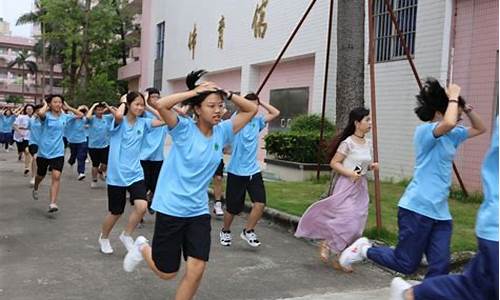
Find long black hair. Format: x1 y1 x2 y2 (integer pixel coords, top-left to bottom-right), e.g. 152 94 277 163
328 107 370 161
23 104 35 115
182 70 226 110
124 91 145 115
415 77 465 121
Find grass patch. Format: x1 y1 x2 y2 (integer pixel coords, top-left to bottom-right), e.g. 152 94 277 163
263 178 480 252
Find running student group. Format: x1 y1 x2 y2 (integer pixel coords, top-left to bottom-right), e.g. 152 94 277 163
0 70 497 300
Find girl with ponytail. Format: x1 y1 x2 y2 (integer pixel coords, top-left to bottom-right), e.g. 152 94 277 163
122 70 257 299
338 79 487 280
295 107 378 271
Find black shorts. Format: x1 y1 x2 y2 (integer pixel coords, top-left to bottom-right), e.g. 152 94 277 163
214 159 224 177
88 147 109 167
140 160 163 194
36 156 64 176
107 180 147 215
152 212 211 274
28 144 38 156
16 140 29 153
226 172 266 215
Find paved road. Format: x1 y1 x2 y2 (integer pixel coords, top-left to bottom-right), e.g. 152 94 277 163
0 151 392 299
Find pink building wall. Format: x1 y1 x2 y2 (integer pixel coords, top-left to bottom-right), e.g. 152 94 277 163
452 0 498 190
257 56 315 111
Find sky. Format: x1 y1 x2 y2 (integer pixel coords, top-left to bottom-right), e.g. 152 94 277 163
0 0 34 37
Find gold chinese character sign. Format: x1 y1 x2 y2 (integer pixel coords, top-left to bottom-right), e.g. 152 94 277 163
188 23 197 60
252 0 269 39
218 15 225 49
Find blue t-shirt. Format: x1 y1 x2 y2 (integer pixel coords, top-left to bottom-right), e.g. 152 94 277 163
399 122 469 220
65 114 88 143
476 118 498 242
0 115 16 133
28 116 42 146
87 114 113 149
227 114 266 176
140 111 168 161
106 116 153 187
38 112 72 159
151 117 234 217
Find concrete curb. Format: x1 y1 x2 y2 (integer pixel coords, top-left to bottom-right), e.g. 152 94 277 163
208 190 475 274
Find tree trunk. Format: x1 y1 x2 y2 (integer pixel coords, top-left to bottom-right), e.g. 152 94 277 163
335 0 365 131
49 57 54 93
69 41 78 100
21 65 25 97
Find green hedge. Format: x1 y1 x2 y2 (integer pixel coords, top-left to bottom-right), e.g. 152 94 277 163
264 114 335 163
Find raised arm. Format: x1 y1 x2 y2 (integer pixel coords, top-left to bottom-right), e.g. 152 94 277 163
37 100 49 120
258 100 280 123
63 102 84 118
228 93 258 133
463 104 487 138
154 82 218 128
111 95 127 125
433 84 462 137
86 102 98 121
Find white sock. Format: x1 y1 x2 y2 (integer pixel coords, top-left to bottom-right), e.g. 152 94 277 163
361 244 371 258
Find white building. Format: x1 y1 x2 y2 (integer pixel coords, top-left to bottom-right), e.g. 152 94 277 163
121 0 498 190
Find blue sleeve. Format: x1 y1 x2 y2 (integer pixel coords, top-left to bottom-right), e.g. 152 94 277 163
143 117 154 133
257 114 267 132
109 117 122 133
415 123 438 153
449 125 469 147
219 119 234 146
169 116 191 144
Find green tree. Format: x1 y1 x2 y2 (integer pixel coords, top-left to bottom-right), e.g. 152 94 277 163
5 95 24 104
7 50 38 97
38 0 135 105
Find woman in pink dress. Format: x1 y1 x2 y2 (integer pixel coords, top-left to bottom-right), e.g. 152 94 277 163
295 107 379 271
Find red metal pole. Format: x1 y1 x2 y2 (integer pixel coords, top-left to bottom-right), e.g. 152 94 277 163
368 0 383 233
383 0 468 196
316 0 335 181
256 0 318 96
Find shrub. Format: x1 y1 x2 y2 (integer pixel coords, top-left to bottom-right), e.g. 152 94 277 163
290 114 335 133
264 131 332 163
264 114 335 163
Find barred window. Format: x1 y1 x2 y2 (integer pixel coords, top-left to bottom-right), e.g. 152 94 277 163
374 0 418 62
156 22 165 59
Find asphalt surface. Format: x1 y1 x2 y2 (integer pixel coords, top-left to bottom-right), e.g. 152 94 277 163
0 150 393 299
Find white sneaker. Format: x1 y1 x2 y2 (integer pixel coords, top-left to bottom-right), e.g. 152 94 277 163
32 189 38 200
98 234 114 254
78 173 86 181
48 203 59 213
219 229 232 246
29 178 35 187
390 277 412 300
213 201 224 217
90 181 98 188
339 237 371 269
119 232 134 251
240 229 261 247
123 236 148 272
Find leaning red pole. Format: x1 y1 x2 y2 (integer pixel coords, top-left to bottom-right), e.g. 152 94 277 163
368 0 383 233
383 0 468 196
316 0 335 181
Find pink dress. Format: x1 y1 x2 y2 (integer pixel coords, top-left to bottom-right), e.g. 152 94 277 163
295 136 372 253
